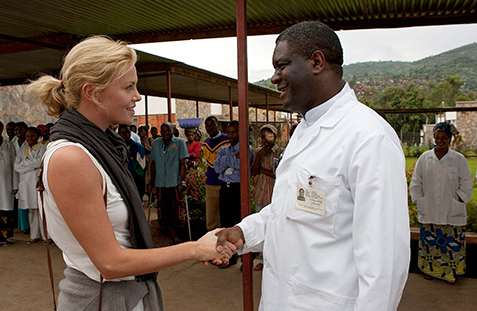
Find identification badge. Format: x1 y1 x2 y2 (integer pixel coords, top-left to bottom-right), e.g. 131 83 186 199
295 183 326 216
225 167 234 175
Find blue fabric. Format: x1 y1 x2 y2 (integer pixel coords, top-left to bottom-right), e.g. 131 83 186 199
433 122 453 137
18 209 30 231
214 143 254 183
150 137 189 188
127 141 146 176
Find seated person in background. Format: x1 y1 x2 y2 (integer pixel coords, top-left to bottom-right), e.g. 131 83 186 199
118 124 146 198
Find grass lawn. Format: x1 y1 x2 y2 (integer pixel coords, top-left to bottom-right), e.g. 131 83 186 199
406 157 477 204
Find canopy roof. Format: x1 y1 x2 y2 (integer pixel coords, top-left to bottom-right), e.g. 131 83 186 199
1 0 476 110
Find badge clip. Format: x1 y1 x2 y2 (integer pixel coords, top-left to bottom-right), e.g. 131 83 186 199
308 175 315 186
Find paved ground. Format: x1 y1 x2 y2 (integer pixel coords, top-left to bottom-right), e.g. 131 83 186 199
2 208 477 310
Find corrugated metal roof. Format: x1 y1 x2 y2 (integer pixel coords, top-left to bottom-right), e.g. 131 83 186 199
1 0 476 111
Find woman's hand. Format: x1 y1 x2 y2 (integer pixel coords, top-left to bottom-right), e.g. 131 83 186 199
196 229 237 266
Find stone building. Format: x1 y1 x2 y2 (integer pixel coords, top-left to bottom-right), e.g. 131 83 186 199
455 101 477 150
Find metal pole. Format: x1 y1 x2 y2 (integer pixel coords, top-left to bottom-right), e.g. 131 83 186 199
265 95 269 123
236 1 253 310
229 86 234 120
166 69 172 122
145 95 149 129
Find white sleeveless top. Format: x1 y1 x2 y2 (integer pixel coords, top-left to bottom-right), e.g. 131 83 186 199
41 139 135 282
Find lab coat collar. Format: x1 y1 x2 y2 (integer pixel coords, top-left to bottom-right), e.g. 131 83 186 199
431 148 454 161
281 83 358 162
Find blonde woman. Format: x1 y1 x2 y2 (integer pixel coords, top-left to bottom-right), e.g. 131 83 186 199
26 36 234 310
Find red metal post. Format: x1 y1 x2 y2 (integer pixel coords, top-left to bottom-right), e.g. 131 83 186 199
166 69 172 122
265 95 269 123
229 86 234 121
236 0 254 310
145 95 149 129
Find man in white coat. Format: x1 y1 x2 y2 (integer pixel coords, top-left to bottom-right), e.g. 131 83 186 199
216 21 410 310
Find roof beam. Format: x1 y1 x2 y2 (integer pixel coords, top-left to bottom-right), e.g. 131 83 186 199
0 34 75 56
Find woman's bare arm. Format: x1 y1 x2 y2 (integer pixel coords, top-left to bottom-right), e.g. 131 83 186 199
47 145 233 280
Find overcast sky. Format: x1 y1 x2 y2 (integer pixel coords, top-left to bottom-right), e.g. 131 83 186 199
132 23 477 83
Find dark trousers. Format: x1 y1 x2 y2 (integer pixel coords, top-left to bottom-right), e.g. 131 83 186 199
219 182 241 228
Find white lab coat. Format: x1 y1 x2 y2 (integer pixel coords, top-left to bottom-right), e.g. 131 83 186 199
238 86 410 311
409 149 473 226
0 139 17 211
14 143 45 210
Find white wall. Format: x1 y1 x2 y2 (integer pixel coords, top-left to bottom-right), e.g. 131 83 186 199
134 95 176 116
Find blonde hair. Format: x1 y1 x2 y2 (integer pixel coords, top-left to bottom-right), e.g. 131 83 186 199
26 36 137 117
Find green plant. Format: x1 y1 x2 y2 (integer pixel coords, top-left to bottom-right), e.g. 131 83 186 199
185 162 207 222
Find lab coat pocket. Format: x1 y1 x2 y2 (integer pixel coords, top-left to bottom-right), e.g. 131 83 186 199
448 167 458 180
286 167 341 236
448 197 466 225
288 276 355 311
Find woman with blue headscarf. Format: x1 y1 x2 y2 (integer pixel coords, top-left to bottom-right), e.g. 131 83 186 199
410 122 473 284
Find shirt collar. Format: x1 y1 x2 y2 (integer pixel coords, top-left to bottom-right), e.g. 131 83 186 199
302 82 350 125
212 132 223 139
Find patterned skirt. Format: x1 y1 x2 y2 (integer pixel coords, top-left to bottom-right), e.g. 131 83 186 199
418 223 466 283
0 210 15 243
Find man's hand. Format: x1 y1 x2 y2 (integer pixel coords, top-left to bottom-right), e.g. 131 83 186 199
208 226 245 267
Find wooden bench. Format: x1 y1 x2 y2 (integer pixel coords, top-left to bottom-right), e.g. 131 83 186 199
410 227 477 244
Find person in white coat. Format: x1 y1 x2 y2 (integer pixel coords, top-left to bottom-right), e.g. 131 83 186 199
410 122 473 284
216 21 410 311
0 121 18 246
14 127 46 244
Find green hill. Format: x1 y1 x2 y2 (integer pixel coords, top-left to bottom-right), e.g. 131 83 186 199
254 42 477 94
343 42 477 93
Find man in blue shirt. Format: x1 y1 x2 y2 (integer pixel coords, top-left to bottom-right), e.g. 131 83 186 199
149 122 189 244
214 120 254 229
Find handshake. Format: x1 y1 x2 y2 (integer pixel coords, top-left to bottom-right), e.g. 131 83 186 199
195 227 245 267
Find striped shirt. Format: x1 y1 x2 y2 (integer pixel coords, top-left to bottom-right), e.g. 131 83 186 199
252 144 283 205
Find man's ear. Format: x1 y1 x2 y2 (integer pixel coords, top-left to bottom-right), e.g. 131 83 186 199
82 83 96 102
310 50 326 75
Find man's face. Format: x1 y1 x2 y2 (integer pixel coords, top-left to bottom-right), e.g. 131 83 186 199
15 125 26 140
43 125 52 139
205 119 219 137
226 125 239 144
160 124 173 142
271 40 315 114
151 127 158 137
119 127 131 143
6 124 14 139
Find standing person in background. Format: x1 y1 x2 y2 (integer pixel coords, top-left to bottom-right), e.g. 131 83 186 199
14 127 46 244
130 125 141 144
0 121 17 246
40 122 54 148
119 124 146 198
410 122 473 284
149 122 189 245
202 116 229 231
26 36 233 310
185 128 201 170
6 122 16 142
13 122 29 234
138 125 154 197
151 126 160 140
216 21 409 310
250 124 283 270
214 120 254 267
